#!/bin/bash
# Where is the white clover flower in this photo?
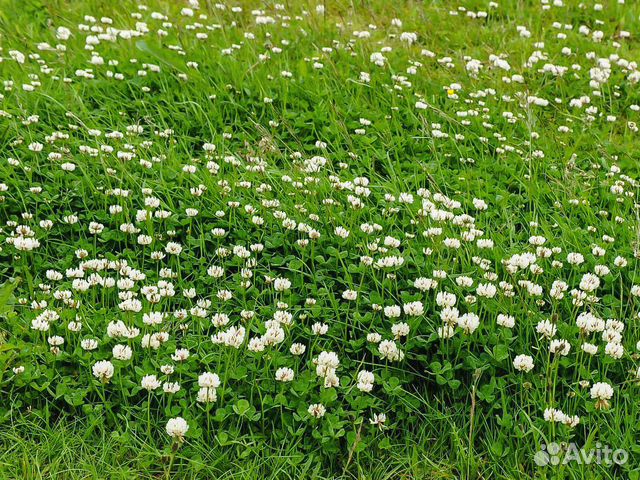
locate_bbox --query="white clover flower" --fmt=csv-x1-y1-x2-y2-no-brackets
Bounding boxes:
163,382,181,394
308,403,326,418
342,290,358,301
378,340,404,361
334,226,350,239
384,305,401,318
435,292,456,307
92,360,114,383
112,344,132,361
605,342,624,359
476,283,497,298
391,322,410,339
82,339,99,351
549,339,571,356
581,342,598,355
415,277,438,291
197,387,218,403
543,408,565,423
274,277,292,291
457,313,480,334
13,236,40,251
275,367,295,382
400,32,417,45
438,325,455,339
614,256,628,268
198,372,221,388
141,374,162,391
536,319,557,339
567,252,584,265
370,413,387,430
579,273,600,292
370,52,386,66
166,417,189,440
312,322,329,335
513,354,534,372
590,382,614,409
171,348,190,361
402,301,424,316
56,26,71,40
367,332,382,343
356,370,375,392
290,343,306,355
165,242,182,255
248,338,266,352
496,314,515,328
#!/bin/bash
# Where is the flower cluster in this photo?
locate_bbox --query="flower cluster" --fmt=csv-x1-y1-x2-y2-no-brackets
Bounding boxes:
1,0,639,466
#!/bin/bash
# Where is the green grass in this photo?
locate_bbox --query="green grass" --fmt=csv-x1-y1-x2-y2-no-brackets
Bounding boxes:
1,0,640,478
0,414,459,479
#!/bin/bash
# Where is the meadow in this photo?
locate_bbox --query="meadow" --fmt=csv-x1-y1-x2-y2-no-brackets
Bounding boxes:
1,0,640,478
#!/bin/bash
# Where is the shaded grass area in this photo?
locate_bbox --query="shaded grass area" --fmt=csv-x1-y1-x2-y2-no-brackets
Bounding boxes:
0,414,459,480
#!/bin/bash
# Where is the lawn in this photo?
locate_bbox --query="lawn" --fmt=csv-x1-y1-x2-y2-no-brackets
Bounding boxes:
1,0,639,478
